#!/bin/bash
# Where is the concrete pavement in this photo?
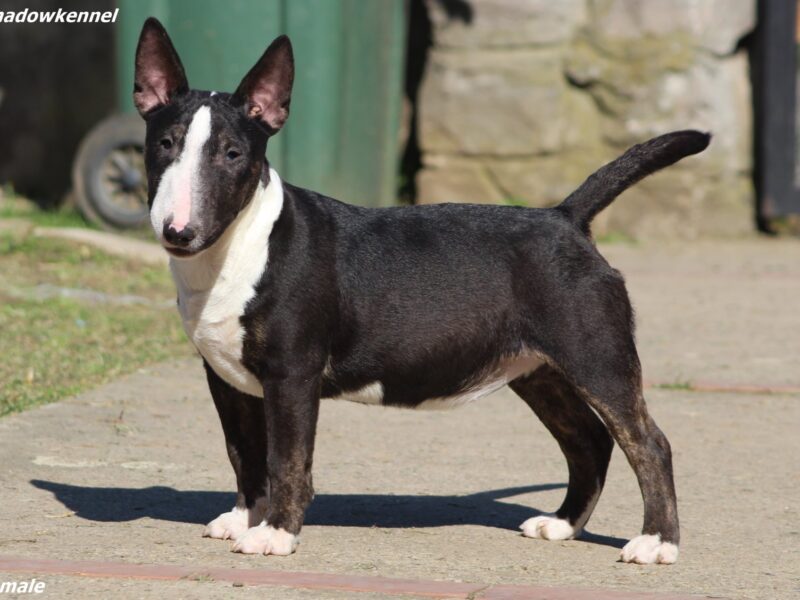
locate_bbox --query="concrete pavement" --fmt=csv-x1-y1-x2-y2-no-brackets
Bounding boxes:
0,238,798,599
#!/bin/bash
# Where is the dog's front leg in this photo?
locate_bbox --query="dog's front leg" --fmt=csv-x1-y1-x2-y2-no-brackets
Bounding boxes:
203,363,268,542
232,373,320,556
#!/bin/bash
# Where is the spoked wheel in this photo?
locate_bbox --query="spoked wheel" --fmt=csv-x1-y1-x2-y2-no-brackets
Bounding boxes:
72,114,149,230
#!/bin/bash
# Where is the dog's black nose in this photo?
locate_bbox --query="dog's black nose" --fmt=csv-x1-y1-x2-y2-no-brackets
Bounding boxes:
163,223,197,246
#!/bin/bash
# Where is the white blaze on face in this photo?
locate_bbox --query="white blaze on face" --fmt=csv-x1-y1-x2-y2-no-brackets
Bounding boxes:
150,105,212,239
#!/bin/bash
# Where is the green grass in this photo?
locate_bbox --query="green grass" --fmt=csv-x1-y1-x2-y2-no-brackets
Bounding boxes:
0,231,193,417
501,197,531,208
0,192,95,230
0,235,171,298
0,188,153,240
653,381,693,391
764,215,800,237
595,231,638,245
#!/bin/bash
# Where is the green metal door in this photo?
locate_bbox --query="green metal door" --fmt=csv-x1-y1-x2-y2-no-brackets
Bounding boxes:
117,0,405,207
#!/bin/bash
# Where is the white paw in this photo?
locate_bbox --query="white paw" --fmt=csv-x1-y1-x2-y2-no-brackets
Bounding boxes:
232,523,298,556
620,534,679,564
520,514,576,540
202,507,249,541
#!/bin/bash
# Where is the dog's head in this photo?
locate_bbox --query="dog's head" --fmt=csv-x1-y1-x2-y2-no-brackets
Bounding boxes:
133,17,293,257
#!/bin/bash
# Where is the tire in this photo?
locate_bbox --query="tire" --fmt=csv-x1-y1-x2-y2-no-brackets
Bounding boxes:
72,113,148,230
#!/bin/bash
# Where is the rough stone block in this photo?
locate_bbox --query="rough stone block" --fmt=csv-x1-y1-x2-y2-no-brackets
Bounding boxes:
427,0,587,48
565,33,698,111
485,148,613,208
588,0,756,55
591,52,752,178
419,48,579,155
603,168,753,239
416,157,505,205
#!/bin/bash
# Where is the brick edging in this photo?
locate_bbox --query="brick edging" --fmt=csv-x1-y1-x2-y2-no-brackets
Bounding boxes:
0,555,711,599
645,380,800,395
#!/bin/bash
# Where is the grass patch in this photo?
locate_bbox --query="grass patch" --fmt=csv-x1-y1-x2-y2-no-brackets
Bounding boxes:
764,215,800,237
501,197,530,208
0,192,95,230
0,189,153,239
653,381,693,391
595,231,638,245
0,235,170,298
0,232,192,416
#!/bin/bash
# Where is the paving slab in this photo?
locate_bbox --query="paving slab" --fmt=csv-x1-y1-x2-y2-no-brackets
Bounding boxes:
601,239,800,389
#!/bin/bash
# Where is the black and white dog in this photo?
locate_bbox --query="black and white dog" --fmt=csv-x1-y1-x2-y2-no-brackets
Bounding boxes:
134,18,708,564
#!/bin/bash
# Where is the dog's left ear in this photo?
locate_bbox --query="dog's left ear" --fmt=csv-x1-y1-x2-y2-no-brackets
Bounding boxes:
233,35,294,135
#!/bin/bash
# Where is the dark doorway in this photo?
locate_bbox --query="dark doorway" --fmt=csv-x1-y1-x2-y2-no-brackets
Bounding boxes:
751,0,800,230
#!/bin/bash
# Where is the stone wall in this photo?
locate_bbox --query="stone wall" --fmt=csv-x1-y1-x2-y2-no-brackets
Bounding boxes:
416,0,756,238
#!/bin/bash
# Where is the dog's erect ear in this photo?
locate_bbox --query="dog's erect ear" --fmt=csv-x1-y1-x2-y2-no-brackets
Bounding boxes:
233,35,294,134
133,17,189,117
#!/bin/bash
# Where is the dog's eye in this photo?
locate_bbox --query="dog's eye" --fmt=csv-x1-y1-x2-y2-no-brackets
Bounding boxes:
160,137,173,150
226,149,241,161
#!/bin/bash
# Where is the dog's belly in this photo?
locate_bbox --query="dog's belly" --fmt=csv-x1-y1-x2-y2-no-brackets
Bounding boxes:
191,338,544,408
182,295,545,407
324,352,545,409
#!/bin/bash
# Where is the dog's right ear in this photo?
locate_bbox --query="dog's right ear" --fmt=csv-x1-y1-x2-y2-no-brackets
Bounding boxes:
133,17,189,117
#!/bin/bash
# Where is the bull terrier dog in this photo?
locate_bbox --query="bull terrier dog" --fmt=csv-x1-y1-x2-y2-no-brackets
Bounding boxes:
134,17,709,564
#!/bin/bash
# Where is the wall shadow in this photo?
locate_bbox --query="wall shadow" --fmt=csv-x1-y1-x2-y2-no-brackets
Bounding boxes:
0,0,116,206
398,0,474,203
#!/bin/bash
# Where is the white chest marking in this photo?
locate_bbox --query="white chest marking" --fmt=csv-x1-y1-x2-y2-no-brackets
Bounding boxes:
170,170,284,397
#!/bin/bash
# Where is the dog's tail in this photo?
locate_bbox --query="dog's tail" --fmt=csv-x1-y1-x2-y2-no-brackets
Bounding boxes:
556,130,711,234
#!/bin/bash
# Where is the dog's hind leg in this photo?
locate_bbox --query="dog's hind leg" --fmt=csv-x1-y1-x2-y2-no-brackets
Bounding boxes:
554,326,680,564
202,362,268,541
510,365,613,541
580,375,679,564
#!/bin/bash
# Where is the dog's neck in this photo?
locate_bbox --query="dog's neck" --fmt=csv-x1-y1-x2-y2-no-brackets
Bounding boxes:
169,168,285,294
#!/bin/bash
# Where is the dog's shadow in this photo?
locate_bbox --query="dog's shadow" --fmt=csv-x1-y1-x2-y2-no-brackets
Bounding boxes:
29,479,624,548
